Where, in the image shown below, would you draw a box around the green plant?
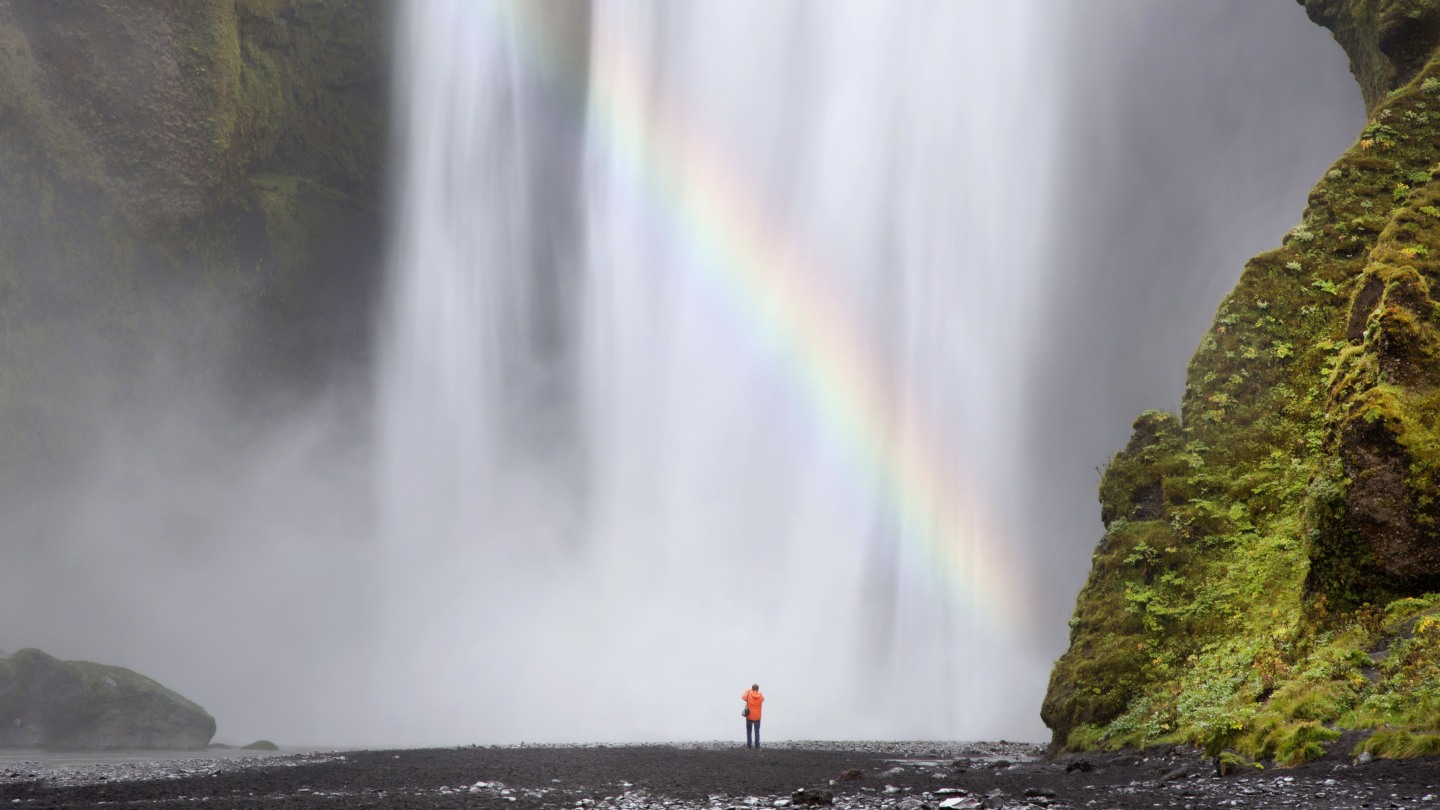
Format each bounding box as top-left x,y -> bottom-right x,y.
1354,730 -> 1440,758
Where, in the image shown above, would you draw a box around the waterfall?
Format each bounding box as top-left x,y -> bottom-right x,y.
378,0 -> 1057,744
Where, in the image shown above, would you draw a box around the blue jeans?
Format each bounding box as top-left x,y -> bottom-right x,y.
746,718 -> 761,748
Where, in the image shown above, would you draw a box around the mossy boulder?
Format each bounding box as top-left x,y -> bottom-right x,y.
0,648 -> 214,749
1047,2 -> 1440,764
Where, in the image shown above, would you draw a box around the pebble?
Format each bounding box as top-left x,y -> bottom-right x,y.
2,740 -> 1430,810
0,751 -> 339,790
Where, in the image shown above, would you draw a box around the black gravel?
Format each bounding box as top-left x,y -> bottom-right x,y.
2,739 -> 1438,809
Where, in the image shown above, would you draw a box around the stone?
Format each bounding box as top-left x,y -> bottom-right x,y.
836,768 -> 863,781
790,788 -> 833,807
241,740 -> 279,751
0,648 -> 214,750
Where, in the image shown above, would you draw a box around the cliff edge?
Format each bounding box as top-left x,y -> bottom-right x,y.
1045,0 -> 1440,764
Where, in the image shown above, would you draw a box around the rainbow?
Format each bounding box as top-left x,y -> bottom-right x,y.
448,0 -> 1036,634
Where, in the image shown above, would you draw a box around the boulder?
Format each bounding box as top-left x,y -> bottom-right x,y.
0,648 -> 214,750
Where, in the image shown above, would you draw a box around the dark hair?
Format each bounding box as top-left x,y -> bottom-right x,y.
751,683 -> 759,690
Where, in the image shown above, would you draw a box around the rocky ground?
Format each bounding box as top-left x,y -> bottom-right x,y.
0,739 -> 1437,809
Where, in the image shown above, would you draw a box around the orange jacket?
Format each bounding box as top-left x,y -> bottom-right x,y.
742,689 -> 764,721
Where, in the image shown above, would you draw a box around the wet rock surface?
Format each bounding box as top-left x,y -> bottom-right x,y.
2,740 -> 1439,809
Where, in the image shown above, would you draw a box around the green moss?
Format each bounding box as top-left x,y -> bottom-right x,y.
1354,729 -> 1440,758
1215,750 -> 1264,775
1047,35 -> 1440,767
176,0 -> 385,202
1243,718 -> 1341,765
1063,724 -> 1107,751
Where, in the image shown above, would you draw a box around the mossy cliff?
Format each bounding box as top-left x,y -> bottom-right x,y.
0,1 -> 384,483
1044,0 -> 1440,765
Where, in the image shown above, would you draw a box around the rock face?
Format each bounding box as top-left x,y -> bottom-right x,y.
0,649 -> 215,749
0,0 -> 384,233
1302,0 -> 1440,110
1046,1 -> 1440,764
0,0 -> 386,490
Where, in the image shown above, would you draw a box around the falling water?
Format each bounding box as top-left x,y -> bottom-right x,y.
379,0 -> 1058,744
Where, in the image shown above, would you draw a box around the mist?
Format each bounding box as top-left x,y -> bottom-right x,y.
1,0 -> 1362,748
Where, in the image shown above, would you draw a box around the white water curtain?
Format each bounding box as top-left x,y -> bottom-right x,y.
378,0 -> 1057,744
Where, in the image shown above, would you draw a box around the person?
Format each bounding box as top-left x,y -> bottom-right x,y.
741,683 -> 764,748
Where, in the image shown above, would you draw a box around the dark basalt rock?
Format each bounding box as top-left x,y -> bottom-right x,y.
0,648 -> 214,750
790,788 -> 834,806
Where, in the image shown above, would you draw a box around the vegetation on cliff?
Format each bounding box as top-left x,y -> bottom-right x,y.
1045,0 -> 1440,765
